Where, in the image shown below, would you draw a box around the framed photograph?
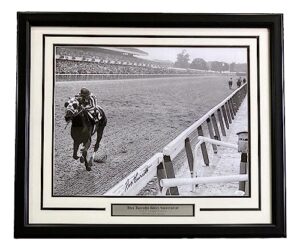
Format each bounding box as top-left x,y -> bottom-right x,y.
15,12 -> 285,238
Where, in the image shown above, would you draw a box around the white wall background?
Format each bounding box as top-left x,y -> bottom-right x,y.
0,0 -> 297,247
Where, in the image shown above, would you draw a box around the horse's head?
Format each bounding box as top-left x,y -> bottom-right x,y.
64,98 -> 80,122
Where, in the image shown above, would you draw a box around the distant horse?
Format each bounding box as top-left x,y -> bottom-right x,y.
237,77 -> 242,88
228,79 -> 233,89
64,98 -> 107,171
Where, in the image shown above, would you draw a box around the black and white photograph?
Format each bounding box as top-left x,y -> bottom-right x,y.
54,46 -> 249,197
14,12 -> 286,238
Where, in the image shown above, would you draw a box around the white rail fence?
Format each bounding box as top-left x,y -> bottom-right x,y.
160,174 -> 248,196
160,136 -> 248,195
55,72 -> 235,82
105,153 -> 164,196
104,83 -> 248,196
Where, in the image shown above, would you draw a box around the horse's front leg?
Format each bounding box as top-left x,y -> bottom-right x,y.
81,138 -> 92,171
73,141 -> 80,160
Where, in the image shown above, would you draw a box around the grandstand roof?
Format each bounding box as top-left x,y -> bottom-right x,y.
56,46 -> 149,57
119,47 -> 148,56
99,47 -> 148,56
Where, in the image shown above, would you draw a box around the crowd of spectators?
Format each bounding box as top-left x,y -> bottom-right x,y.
56,59 -> 201,75
56,47 -> 164,67
55,47 -> 207,75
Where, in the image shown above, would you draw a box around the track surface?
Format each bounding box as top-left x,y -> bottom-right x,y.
53,76 -> 236,196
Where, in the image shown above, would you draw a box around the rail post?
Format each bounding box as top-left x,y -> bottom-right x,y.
163,155 -> 179,195
228,100 -> 235,119
157,162 -> 167,193
211,113 -> 221,140
197,125 -> 210,166
221,105 -> 229,129
206,117 -> 218,153
185,137 -> 194,176
225,102 -> 232,124
233,95 -> 237,111
227,101 -> 234,121
232,94 -> 238,112
217,108 -> 226,136
237,131 -> 249,195
230,98 -> 236,116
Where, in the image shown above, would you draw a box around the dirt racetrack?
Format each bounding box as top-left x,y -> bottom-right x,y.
53,76 -> 236,196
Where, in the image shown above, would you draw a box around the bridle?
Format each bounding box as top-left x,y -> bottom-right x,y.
64,98 -> 86,128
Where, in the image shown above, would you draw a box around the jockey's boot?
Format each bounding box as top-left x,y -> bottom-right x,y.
93,111 -> 101,124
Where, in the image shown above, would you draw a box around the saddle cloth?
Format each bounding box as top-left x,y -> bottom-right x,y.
85,106 -> 103,121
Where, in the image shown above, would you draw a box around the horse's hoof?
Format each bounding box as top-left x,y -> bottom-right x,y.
86,166 -> 91,171
80,156 -> 84,163
73,155 -> 79,160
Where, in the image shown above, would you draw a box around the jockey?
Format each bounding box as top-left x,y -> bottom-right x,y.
76,87 -> 101,123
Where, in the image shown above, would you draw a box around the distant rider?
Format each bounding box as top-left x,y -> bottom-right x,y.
228,78 -> 233,89
75,87 -> 101,123
237,77 -> 242,88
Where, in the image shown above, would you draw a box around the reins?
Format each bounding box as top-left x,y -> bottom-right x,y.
64,121 -> 71,130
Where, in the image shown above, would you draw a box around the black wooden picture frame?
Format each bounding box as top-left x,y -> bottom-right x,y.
15,12 -> 285,238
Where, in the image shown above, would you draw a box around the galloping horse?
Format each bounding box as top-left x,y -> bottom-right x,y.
64,98 -> 107,171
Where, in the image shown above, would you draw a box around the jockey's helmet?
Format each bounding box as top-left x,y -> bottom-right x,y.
80,87 -> 90,97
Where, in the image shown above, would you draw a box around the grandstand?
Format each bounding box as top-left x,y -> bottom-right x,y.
55,46 -> 242,81
56,47 -> 172,72
55,46 -> 205,76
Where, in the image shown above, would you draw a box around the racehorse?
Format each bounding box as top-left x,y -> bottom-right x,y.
64,98 -> 107,171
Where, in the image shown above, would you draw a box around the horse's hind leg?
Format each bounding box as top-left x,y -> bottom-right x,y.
94,125 -> 105,152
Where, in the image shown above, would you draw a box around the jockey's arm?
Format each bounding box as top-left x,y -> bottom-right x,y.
85,95 -> 97,110
74,95 -> 82,103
